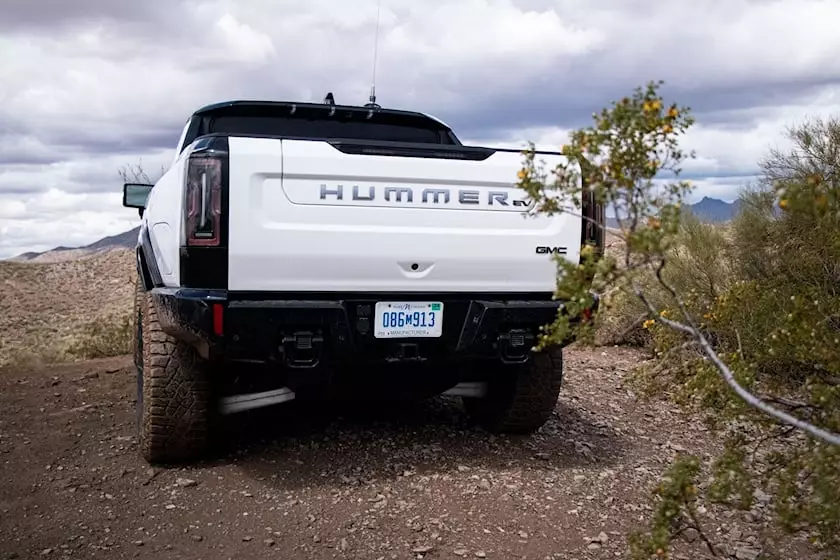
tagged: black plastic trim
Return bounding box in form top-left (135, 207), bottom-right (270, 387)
top-left (138, 225), bottom-right (163, 288)
top-left (191, 99), bottom-right (446, 122)
top-left (326, 140), bottom-right (495, 160)
top-left (181, 100), bottom-right (461, 149)
top-left (149, 288), bottom-right (598, 366)
top-left (189, 132), bottom-right (565, 160)
top-left (150, 287), bottom-right (225, 346)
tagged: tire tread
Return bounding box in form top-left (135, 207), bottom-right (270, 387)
top-left (138, 287), bottom-right (210, 463)
top-left (464, 348), bottom-right (564, 434)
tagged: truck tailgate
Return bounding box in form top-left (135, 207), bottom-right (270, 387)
top-left (227, 137), bottom-right (581, 293)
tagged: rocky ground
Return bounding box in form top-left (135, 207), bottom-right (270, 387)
top-left (0, 346), bottom-right (822, 560)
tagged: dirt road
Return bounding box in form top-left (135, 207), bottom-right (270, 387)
top-left (0, 347), bottom-right (808, 560)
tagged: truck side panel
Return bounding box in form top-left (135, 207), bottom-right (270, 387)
top-left (142, 156), bottom-right (187, 288)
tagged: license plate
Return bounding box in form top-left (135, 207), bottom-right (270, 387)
top-left (373, 301), bottom-right (444, 338)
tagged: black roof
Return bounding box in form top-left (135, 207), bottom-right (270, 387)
top-left (191, 100), bottom-right (452, 131)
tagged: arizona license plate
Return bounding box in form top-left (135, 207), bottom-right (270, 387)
top-left (373, 302), bottom-right (444, 338)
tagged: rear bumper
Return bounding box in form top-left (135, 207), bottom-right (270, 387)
top-left (150, 288), bottom-right (599, 367)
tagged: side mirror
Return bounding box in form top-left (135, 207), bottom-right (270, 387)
top-left (123, 183), bottom-right (153, 218)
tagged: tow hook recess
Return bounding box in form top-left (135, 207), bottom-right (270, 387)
top-left (385, 343), bottom-right (427, 363)
top-left (497, 328), bottom-right (534, 364)
top-left (280, 330), bottom-right (324, 368)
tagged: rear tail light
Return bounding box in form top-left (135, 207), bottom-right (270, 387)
top-left (580, 174), bottom-right (605, 262)
top-left (184, 154), bottom-right (223, 246)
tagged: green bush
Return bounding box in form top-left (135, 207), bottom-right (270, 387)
top-left (595, 213), bottom-right (735, 350)
top-left (635, 125), bottom-right (840, 552)
top-left (519, 82), bottom-right (840, 557)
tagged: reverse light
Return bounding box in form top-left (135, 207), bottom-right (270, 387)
top-left (184, 154), bottom-right (223, 246)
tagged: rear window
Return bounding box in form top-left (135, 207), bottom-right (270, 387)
top-left (209, 115), bottom-right (450, 144)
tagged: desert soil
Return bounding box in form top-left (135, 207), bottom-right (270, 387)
top-left (0, 346), bottom-right (820, 560)
top-left (0, 249), bottom-right (135, 367)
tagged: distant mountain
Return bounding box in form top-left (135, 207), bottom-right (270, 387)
top-left (688, 196), bottom-right (741, 222)
top-left (9, 226), bottom-right (139, 263)
top-left (84, 227), bottom-right (142, 252)
top-left (606, 196), bottom-right (739, 228)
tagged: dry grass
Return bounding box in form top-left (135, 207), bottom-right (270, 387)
top-left (589, 229), bottom-right (649, 347)
top-left (0, 248), bottom-right (136, 368)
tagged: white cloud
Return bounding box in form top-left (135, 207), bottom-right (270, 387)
top-left (0, 190), bottom-right (140, 257)
top-left (1, 0), bottom-right (839, 258)
top-left (214, 13), bottom-right (276, 64)
top-left (0, 200), bottom-right (27, 220)
top-left (0, 150), bottom-right (173, 195)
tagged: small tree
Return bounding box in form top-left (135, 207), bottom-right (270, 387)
top-left (518, 81), bottom-right (840, 556)
top-left (118, 159), bottom-right (166, 185)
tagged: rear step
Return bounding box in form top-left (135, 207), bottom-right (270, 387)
top-left (218, 382), bottom-right (489, 414)
top-left (442, 382), bottom-right (488, 398)
top-left (220, 387), bottom-right (296, 414)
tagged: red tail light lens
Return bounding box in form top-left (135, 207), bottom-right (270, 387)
top-left (212, 302), bottom-right (224, 336)
top-left (185, 155), bottom-right (222, 246)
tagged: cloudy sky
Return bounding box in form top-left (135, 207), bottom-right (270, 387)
top-left (1, 0), bottom-right (839, 258)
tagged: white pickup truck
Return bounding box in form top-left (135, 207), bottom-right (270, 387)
top-left (123, 98), bottom-right (603, 464)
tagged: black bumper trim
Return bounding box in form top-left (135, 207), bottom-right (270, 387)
top-left (456, 300), bottom-right (565, 352)
top-left (152, 287), bottom-right (226, 345)
top-left (149, 288), bottom-right (597, 364)
top-left (228, 300), bottom-right (346, 310)
top-left (138, 226), bottom-right (164, 289)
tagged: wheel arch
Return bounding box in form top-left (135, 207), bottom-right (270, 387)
top-left (136, 225), bottom-right (164, 291)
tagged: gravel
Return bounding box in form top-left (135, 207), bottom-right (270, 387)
top-left (0, 347), bottom-right (825, 559)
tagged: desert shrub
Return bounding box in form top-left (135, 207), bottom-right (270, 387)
top-left (632, 128), bottom-right (840, 551)
top-left (643, 134), bottom-right (840, 553)
top-left (66, 312), bottom-right (134, 360)
top-left (520, 82), bottom-right (840, 557)
top-left (596, 213), bottom-right (735, 349)
top-left (594, 288), bottom-right (653, 347)
top-left (628, 455), bottom-right (711, 559)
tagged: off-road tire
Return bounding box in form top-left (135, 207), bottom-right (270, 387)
top-left (463, 347), bottom-right (563, 434)
top-left (132, 278), bottom-right (143, 371)
top-left (136, 283), bottom-right (211, 464)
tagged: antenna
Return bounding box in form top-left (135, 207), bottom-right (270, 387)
top-left (365, 0), bottom-right (383, 110)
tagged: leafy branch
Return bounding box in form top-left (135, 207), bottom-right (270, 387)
top-left (520, 79), bottom-right (840, 557)
top-left (519, 80), bottom-right (840, 447)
